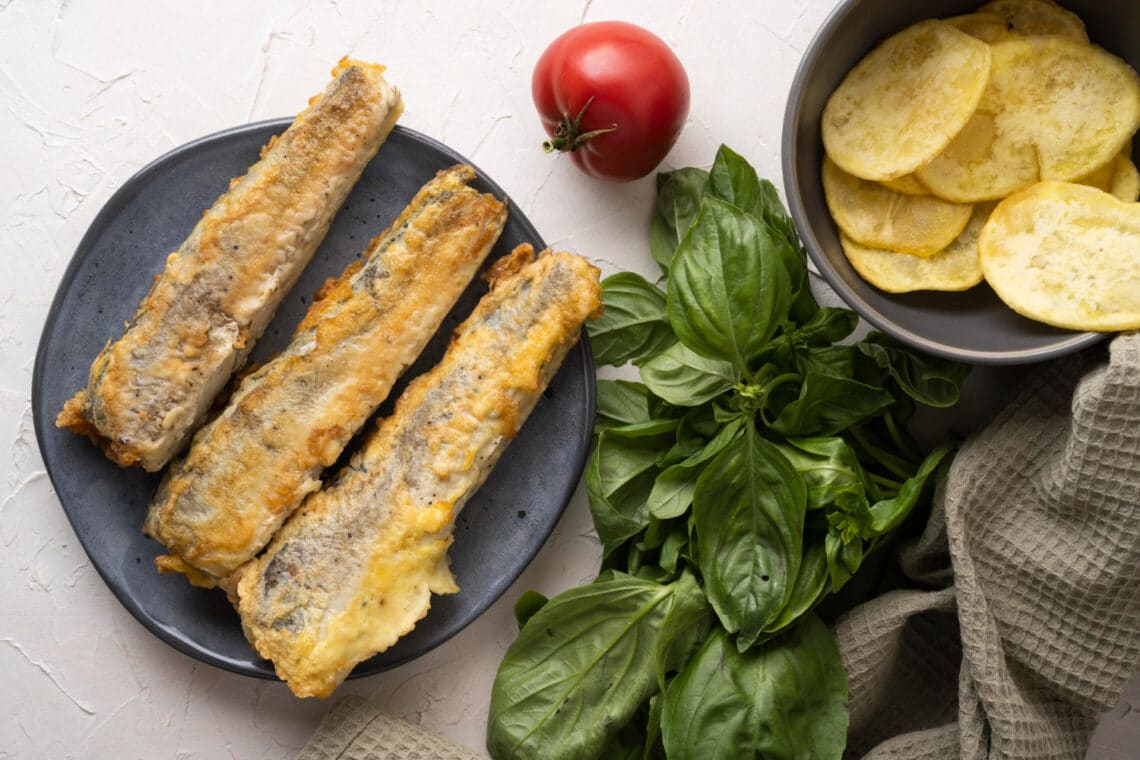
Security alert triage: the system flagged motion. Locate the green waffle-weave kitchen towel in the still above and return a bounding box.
[297,695,483,760]
[838,333,1140,759]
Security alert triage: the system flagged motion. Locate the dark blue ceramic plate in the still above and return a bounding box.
[31,121,595,680]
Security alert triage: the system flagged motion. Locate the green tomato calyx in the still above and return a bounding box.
[543,96,618,153]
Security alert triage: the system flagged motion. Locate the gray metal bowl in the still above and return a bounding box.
[783,0,1137,364]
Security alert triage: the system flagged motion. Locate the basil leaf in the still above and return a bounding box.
[595,380,653,434]
[658,437,704,469]
[637,516,667,552]
[661,403,721,464]
[764,541,829,635]
[648,418,745,520]
[647,467,701,521]
[824,531,866,593]
[774,436,870,511]
[770,372,895,437]
[650,168,709,272]
[759,310,852,375]
[588,272,676,366]
[513,591,549,629]
[600,419,680,443]
[659,523,688,574]
[586,454,646,551]
[784,266,820,325]
[586,421,678,547]
[654,570,712,687]
[640,342,740,407]
[706,146,811,322]
[599,721,646,760]
[856,332,969,408]
[634,564,673,583]
[661,618,848,760]
[693,425,806,650]
[488,574,678,760]
[798,344,858,379]
[679,403,721,440]
[708,145,768,223]
[826,488,875,544]
[869,445,951,535]
[712,402,747,424]
[685,512,700,567]
[708,145,800,252]
[661,432,702,469]
[646,393,686,423]
[643,693,666,760]
[759,185,803,253]
[667,197,792,369]
[795,307,859,346]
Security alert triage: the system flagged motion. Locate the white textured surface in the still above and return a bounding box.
[0,1,841,757]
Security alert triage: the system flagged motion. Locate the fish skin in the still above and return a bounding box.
[58,59,404,472]
[229,245,602,698]
[145,165,507,584]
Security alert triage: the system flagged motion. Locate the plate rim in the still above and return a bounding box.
[31,118,596,681]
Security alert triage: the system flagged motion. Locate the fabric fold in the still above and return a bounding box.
[838,334,1140,759]
[297,696,482,760]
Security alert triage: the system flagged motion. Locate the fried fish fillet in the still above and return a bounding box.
[57,59,403,471]
[144,165,506,586]
[229,244,602,697]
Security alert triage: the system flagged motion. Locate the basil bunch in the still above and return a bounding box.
[487,146,966,760]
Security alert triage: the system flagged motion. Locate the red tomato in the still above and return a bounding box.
[532,21,690,182]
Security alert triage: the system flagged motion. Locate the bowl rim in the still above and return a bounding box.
[780,0,1107,365]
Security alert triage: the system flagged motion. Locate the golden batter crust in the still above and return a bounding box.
[145,165,507,583]
[230,245,602,697]
[58,59,403,471]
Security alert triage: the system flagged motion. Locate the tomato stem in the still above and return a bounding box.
[542,96,618,153]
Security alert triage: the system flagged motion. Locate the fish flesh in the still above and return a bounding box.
[229,244,602,697]
[146,165,506,585]
[57,59,403,471]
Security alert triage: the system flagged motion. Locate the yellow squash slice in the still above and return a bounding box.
[1110,153,1140,202]
[1078,149,1140,202]
[823,157,972,256]
[945,12,1019,44]
[879,174,931,196]
[822,20,992,181]
[979,182,1140,330]
[976,0,1088,42]
[840,207,988,294]
[917,38,1140,202]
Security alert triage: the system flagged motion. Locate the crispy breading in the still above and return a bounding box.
[58,59,403,471]
[230,245,602,698]
[145,166,506,584]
